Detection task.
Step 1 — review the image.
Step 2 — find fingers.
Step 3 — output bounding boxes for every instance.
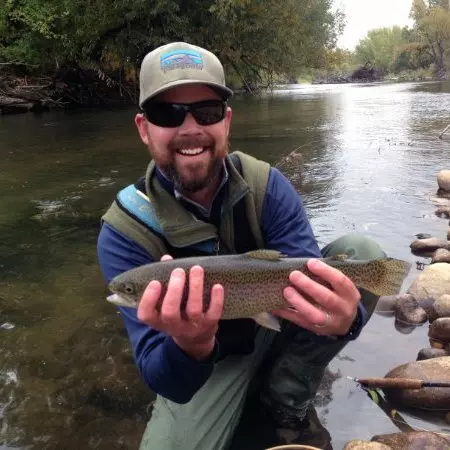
[160,268,185,324]
[161,254,173,262]
[307,259,360,303]
[206,284,224,322]
[137,280,162,322]
[185,266,204,320]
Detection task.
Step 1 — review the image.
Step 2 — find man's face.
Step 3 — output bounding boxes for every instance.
[135,84,232,194]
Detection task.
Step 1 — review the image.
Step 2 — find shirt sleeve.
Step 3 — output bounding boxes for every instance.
[97,222,216,403]
[261,168,366,340]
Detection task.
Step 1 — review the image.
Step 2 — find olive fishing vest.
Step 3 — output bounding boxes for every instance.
[101,151,271,260]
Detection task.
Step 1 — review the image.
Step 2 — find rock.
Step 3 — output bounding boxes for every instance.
[372,431,450,449]
[437,170,450,192]
[428,295,450,322]
[447,228,450,240]
[417,348,449,360]
[394,295,427,325]
[410,238,450,252]
[383,357,450,410]
[375,295,399,314]
[407,263,450,304]
[435,207,450,218]
[446,412,450,424]
[344,440,391,449]
[437,188,450,199]
[432,248,450,263]
[415,233,432,240]
[429,318,450,347]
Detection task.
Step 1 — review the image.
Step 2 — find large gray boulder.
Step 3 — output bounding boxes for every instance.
[407,263,450,303]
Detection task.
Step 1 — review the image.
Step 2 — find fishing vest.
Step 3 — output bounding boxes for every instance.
[101,151,271,260]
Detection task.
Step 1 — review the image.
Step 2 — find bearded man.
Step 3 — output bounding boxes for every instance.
[97,42,386,450]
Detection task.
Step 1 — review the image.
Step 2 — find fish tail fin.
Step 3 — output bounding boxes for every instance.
[361,258,412,297]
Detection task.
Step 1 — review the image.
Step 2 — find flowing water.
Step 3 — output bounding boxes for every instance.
[1,81,450,449]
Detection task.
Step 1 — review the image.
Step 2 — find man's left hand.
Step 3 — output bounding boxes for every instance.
[273,259,361,336]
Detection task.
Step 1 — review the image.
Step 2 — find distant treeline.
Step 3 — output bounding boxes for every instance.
[0,0,448,109]
[0,0,343,105]
[324,0,450,80]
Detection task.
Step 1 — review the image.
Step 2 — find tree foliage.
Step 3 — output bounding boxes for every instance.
[0,0,344,96]
[410,0,450,74]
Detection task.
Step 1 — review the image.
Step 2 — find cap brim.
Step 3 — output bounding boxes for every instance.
[140,80,233,107]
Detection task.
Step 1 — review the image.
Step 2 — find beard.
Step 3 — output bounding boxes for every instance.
[159,136,229,194]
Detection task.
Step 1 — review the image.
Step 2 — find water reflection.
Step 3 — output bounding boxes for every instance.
[1,81,450,449]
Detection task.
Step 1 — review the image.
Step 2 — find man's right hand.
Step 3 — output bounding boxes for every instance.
[137,255,224,361]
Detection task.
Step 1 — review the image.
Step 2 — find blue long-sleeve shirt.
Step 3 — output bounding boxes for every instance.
[97,167,366,403]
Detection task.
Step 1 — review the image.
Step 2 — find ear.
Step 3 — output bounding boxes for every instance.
[224,106,232,137]
[135,113,150,145]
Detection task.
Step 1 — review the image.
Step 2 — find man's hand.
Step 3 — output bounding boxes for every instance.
[273,259,361,336]
[137,255,224,361]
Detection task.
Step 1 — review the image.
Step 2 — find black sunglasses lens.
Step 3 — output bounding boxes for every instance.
[191,102,225,125]
[143,101,225,127]
[143,103,186,127]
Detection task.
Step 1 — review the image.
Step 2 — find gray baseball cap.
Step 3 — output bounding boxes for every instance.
[138,42,233,107]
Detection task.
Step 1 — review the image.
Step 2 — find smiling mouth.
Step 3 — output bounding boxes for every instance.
[176,147,207,156]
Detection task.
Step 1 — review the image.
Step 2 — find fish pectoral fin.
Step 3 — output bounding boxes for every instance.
[245,249,285,261]
[253,312,281,332]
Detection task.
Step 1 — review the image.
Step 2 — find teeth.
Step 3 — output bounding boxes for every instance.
[178,147,204,156]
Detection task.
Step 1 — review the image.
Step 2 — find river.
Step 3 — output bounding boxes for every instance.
[1,81,450,449]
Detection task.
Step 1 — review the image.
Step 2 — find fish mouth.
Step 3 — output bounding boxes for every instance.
[106,293,137,308]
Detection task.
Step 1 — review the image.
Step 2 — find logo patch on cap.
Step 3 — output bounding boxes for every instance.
[160,49,203,73]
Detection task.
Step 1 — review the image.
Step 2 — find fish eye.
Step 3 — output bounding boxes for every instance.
[123,283,135,294]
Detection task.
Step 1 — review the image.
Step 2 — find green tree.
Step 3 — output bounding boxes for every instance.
[410,0,450,74]
[354,26,407,74]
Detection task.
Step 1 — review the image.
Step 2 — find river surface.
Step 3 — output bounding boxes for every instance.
[1,81,450,449]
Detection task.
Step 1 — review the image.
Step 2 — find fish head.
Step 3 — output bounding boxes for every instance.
[107,279,141,308]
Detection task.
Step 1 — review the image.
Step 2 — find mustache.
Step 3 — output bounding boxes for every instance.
[168,136,214,151]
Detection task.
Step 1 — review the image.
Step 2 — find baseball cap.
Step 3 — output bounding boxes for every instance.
[139,42,233,107]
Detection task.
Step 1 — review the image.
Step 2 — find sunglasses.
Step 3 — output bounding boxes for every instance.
[142,99,227,128]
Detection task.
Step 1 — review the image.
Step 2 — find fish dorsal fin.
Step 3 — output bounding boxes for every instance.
[245,249,285,261]
[326,253,349,261]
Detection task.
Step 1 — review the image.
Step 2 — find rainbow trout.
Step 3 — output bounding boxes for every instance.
[107,250,411,331]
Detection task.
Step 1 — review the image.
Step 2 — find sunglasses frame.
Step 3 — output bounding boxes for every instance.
[142,99,227,128]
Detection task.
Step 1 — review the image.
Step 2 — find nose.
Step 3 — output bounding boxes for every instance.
[178,112,201,134]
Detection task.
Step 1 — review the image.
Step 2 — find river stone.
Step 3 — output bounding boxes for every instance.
[437,170,450,192]
[410,237,450,252]
[446,412,450,424]
[407,263,450,303]
[393,295,427,324]
[417,347,449,360]
[429,318,450,346]
[343,441,391,449]
[435,206,450,218]
[372,431,450,449]
[383,357,450,410]
[447,228,450,240]
[428,295,450,322]
[432,248,450,263]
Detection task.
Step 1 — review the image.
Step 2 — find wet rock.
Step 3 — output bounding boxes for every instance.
[446,412,450,424]
[410,237,450,252]
[415,233,432,240]
[428,295,450,322]
[429,318,450,347]
[407,263,450,303]
[383,357,450,410]
[435,207,450,218]
[432,248,450,263]
[376,294,400,314]
[417,348,449,360]
[344,441,391,449]
[394,295,427,325]
[437,170,450,192]
[372,431,450,449]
